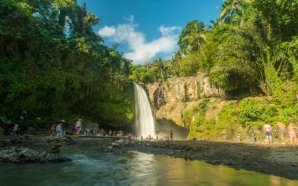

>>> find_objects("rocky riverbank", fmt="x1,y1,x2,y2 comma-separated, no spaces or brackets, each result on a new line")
105,139,298,180
1,135,297,179
0,136,74,164
0,147,71,163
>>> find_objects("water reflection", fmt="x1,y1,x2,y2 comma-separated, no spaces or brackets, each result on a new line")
0,141,297,186
128,152,298,186
127,152,158,185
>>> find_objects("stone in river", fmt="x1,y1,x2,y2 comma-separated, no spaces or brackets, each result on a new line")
0,147,71,163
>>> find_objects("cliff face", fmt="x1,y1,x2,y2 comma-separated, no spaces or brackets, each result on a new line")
147,72,224,127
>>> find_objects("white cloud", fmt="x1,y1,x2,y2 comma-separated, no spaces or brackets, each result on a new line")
159,25,180,37
98,16,181,64
98,26,116,37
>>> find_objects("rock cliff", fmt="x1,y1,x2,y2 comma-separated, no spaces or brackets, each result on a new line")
147,72,224,127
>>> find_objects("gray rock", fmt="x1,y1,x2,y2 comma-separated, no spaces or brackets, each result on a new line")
0,147,71,163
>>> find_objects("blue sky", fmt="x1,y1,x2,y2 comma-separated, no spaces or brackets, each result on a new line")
77,0,223,64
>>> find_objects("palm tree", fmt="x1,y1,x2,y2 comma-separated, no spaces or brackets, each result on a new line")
218,0,251,24
178,20,206,54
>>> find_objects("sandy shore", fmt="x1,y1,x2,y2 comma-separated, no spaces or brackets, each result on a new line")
112,140,298,180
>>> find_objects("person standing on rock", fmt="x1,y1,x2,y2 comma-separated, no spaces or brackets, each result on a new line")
263,123,272,144
56,122,63,138
170,129,173,142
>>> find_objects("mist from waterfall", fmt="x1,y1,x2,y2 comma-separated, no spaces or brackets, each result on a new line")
134,83,156,138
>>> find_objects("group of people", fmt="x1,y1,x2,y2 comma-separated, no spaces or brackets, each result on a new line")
141,130,174,142
49,119,176,142
263,122,298,144
50,119,131,138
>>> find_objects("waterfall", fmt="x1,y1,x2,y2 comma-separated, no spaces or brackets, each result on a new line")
134,83,156,138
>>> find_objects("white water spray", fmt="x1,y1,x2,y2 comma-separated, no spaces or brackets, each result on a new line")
134,83,156,138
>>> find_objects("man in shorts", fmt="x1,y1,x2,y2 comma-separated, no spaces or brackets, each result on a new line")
263,123,272,144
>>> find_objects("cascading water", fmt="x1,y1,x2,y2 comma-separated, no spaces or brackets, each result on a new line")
134,83,156,138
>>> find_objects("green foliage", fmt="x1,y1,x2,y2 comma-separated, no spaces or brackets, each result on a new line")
200,0,298,96
196,99,209,115
183,99,210,138
184,95,298,141
0,0,134,127
178,20,207,54
175,53,201,77
210,62,258,94
253,0,298,41
217,101,237,124
236,99,278,123
130,58,172,84
218,0,251,24
263,62,283,101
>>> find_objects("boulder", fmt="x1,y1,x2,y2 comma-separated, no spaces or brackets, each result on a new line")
0,147,71,163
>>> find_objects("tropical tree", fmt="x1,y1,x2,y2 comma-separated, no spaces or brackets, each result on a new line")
0,0,134,128
218,0,251,24
178,20,207,54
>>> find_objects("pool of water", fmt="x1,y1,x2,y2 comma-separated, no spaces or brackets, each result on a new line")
0,139,297,186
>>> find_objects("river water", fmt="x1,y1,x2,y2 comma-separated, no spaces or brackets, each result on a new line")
0,139,297,186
